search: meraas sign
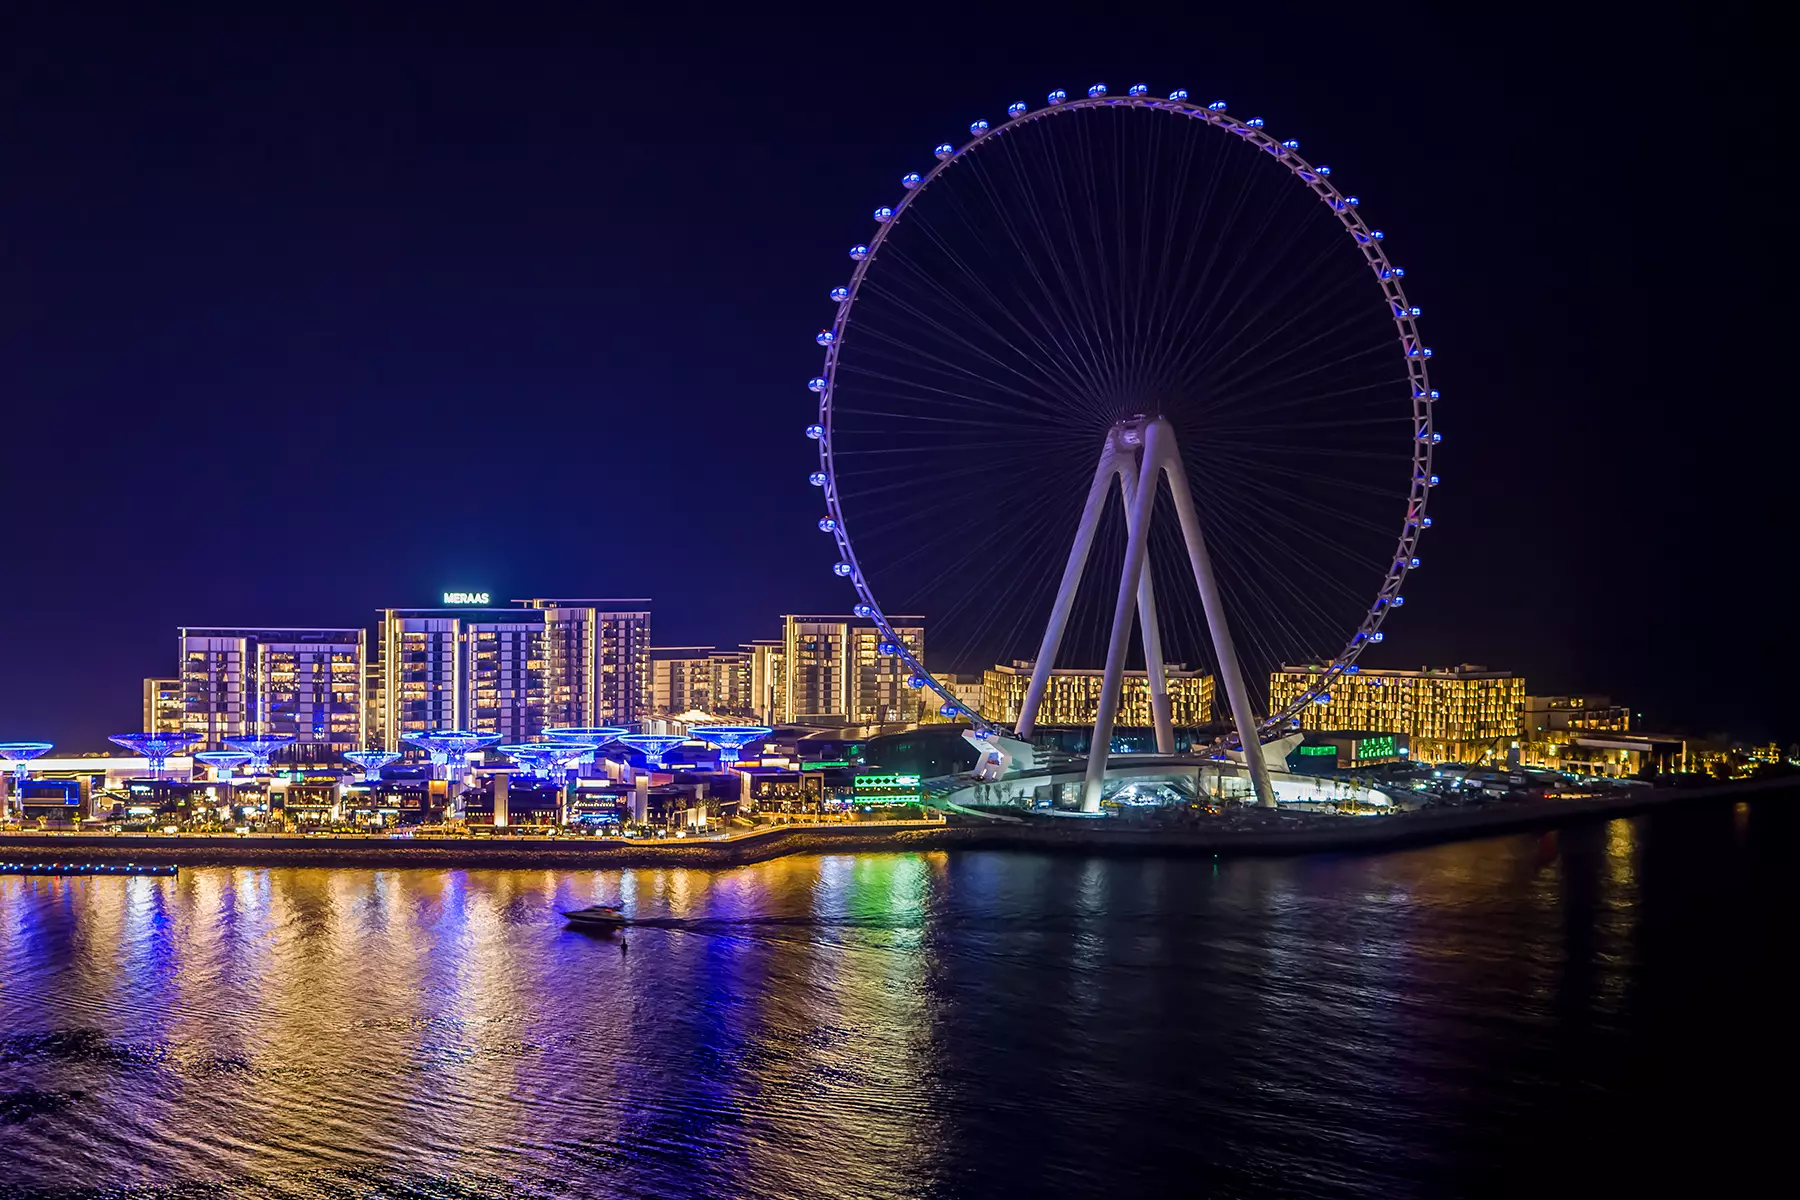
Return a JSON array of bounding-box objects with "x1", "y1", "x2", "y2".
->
[{"x1": 443, "y1": 591, "x2": 491, "y2": 605}]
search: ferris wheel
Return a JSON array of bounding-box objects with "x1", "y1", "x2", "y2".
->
[{"x1": 804, "y1": 82, "x2": 1437, "y2": 806}]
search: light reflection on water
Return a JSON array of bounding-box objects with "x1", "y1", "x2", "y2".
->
[{"x1": 0, "y1": 798, "x2": 1789, "y2": 1198}]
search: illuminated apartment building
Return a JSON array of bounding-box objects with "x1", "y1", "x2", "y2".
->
[
  {"x1": 513, "y1": 599, "x2": 651, "y2": 727},
  {"x1": 978, "y1": 662, "x2": 1213, "y2": 727},
  {"x1": 1268, "y1": 663, "x2": 1524, "y2": 762},
  {"x1": 709, "y1": 649, "x2": 753, "y2": 717},
  {"x1": 781, "y1": 614, "x2": 926, "y2": 728},
  {"x1": 745, "y1": 640, "x2": 784, "y2": 726},
  {"x1": 178, "y1": 627, "x2": 366, "y2": 766},
  {"x1": 651, "y1": 646, "x2": 714, "y2": 715},
  {"x1": 1523, "y1": 695, "x2": 1630, "y2": 738},
  {"x1": 142, "y1": 677, "x2": 183, "y2": 734}
]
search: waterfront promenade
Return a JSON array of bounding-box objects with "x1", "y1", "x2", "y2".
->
[{"x1": 1, "y1": 777, "x2": 1788, "y2": 869}]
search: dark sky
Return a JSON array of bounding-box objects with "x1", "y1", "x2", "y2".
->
[{"x1": 1, "y1": 3, "x2": 1784, "y2": 750}]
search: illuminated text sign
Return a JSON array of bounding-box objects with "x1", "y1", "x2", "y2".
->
[{"x1": 443, "y1": 592, "x2": 491, "y2": 605}]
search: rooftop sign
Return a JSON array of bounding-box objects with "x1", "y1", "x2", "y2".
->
[{"x1": 443, "y1": 592, "x2": 491, "y2": 605}]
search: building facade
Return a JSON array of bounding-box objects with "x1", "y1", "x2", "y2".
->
[
  {"x1": 514, "y1": 599, "x2": 651, "y2": 728},
  {"x1": 745, "y1": 640, "x2": 784, "y2": 726},
  {"x1": 781, "y1": 615, "x2": 926, "y2": 728},
  {"x1": 978, "y1": 661, "x2": 1213, "y2": 728},
  {"x1": 1269, "y1": 664, "x2": 1525, "y2": 763},
  {"x1": 651, "y1": 646, "x2": 715, "y2": 716},
  {"x1": 142, "y1": 677, "x2": 183, "y2": 734},
  {"x1": 178, "y1": 627, "x2": 366, "y2": 766}
]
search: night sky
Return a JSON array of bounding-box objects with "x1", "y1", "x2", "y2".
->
[{"x1": 1, "y1": 4, "x2": 1783, "y2": 749}]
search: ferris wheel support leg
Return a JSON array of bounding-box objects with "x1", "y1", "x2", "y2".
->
[
  {"x1": 1118, "y1": 468, "x2": 1176, "y2": 756},
  {"x1": 1083, "y1": 427, "x2": 1165, "y2": 813},
  {"x1": 1017, "y1": 433, "x2": 1122, "y2": 740},
  {"x1": 1156, "y1": 423, "x2": 1278, "y2": 810}
]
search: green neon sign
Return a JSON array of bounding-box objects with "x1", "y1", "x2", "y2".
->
[
  {"x1": 1296, "y1": 745, "x2": 1337, "y2": 756},
  {"x1": 1356, "y1": 735, "x2": 1397, "y2": 759}
]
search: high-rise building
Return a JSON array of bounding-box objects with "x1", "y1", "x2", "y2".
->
[
  {"x1": 178, "y1": 627, "x2": 367, "y2": 765},
  {"x1": 1268, "y1": 663, "x2": 1525, "y2": 762},
  {"x1": 781, "y1": 614, "x2": 925, "y2": 728},
  {"x1": 513, "y1": 599, "x2": 651, "y2": 728},
  {"x1": 375, "y1": 600, "x2": 652, "y2": 751},
  {"x1": 709, "y1": 649, "x2": 753, "y2": 717},
  {"x1": 142, "y1": 677, "x2": 183, "y2": 734},
  {"x1": 651, "y1": 646, "x2": 714, "y2": 716},
  {"x1": 978, "y1": 662, "x2": 1212, "y2": 727},
  {"x1": 745, "y1": 640, "x2": 784, "y2": 726}
]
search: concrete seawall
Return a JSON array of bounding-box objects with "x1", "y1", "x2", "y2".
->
[{"x1": 1, "y1": 779, "x2": 1791, "y2": 869}]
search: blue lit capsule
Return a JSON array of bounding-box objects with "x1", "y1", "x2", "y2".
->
[
  {"x1": 1394, "y1": 267, "x2": 1406, "y2": 277},
  {"x1": 1128, "y1": 83, "x2": 1148, "y2": 96},
  {"x1": 849, "y1": 244, "x2": 869, "y2": 260},
  {"x1": 873, "y1": 206, "x2": 894, "y2": 223},
  {"x1": 834, "y1": 562, "x2": 854, "y2": 577},
  {"x1": 907, "y1": 674, "x2": 926, "y2": 689},
  {"x1": 853, "y1": 604, "x2": 873, "y2": 618},
  {"x1": 1347, "y1": 664, "x2": 1360, "y2": 674},
  {"x1": 1008, "y1": 101, "x2": 1027, "y2": 118},
  {"x1": 829, "y1": 286, "x2": 849, "y2": 302},
  {"x1": 1372, "y1": 229, "x2": 1385, "y2": 240},
  {"x1": 1282, "y1": 139, "x2": 1299, "y2": 150},
  {"x1": 878, "y1": 641, "x2": 898, "y2": 656},
  {"x1": 1409, "y1": 557, "x2": 1421, "y2": 568},
  {"x1": 809, "y1": 472, "x2": 827, "y2": 487},
  {"x1": 1428, "y1": 389, "x2": 1440, "y2": 399},
  {"x1": 1169, "y1": 88, "x2": 1189, "y2": 100},
  {"x1": 1208, "y1": 100, "x2": 1227, "y2": 111},
  {"x1": 805, "y1": 424, "x2": 823, "y2": 439},
  {"x1": 1431, "y1": 432, "x2": 1442, "y2": 444},
  {"x1": 818, "y1": 517, "x2": 836, "y2": 533},
  {"x1": 1421, "y1": 518, "x2": 1433, "y2": 529},
  {"x1": 816, "y1": 329, "x2": 835, "y2": 346},
  {"x1": 1409, "y1": 306, "x2": 1421, "y2": 316},
  {"x1": 1428, "y1": 474, "x2": 1439, "y2": 485},
  {"x1": 901, "y1": 172, "x2": 921, "y2": 189},
  {"x1": 1047, "y1": 89, "x2": 1067, "y2": 104},
  {"x1": 939, "y1": 703, "x2": 961, "y2": 718},
  {"x1": 1317, "y1": 165, "x2": 1331, "y2": 175},
  {"x1": 1087, "y1": 83, "x2": 1107, "y2": 97},
  {"x1": 1373, "y1": 631, "x2": 1385, "y2": 642},
  {"x1": 1421, "y1": 347, "x2": 1433, "y2": 358},
  {"x1": 1247, "y1": 117, "x2": 1265, "y2": 128},
  {"x1": 1315, "y1": 694, "x2": 1332, "y2": 705},
  {"x1": 969, "y1": 120, "x2": 989, "y2": 135},
  {"x1": 1393, "y1": 596, "x2": 1406, "y2": 607},
  {"x1": 808, "y1": 377, "x2": 827, "y2": 392},
  {"x1": 934, "y1": 143, "x2": 954, "y2": 159},
  {"x1": 1345, "y1": 195, "x2": 1360, "y2": 206}
]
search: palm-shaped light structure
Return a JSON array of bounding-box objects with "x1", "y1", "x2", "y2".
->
[
  {"x1": 401, "y1": 730, "x2": 503, "y2": 780},
  {"x1": 109, "y1": 733, "x2": 202, "y2": 781},
  {"x1": 194, "y1": 751, "x2": 253, "y2": 781},
  {"x1": 496, "y1": 743, "x2": 590, "y2": 780},
  {"x1": 223, "y1": 733, "x2": 297, "y2": 775},
  {"x1": 343, "y1": 749, "x2": 401, "y2": 782},
  {"x1": 542, "y1": 726, "x2": 625, "y2": 772},
  {"x1": 616, "y1": 733, "x2": 687, "y2": 769},
  {"x1": 0, "y1": 742, "x2": 54, "y2": 812},
  {"x1": 688, "y1": 725, "x2": 774, "y2": 768}
]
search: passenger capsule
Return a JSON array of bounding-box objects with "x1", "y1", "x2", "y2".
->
[
  {"x1": 906, "y1": 674, "x2": 926, "y2": 689},
  {"x1": 818, "y1": 517, "x2": 837, "y2": 533},
  {"x1": 805, "y1": 424, "x2": 824, "y2": 439},
  {"x1": 1008, "y1": 101, "x2": 1027, "y2": 118},
  {"x1": 939, "y1": 703, "x2": 961, "y2": 718},
  {"x1": 853, "y1": 604, "x2": 873, "y2": 618},
  {"x1": 816, "y1": 329, "x2": 835, "y2": 346},
  {"x1": 1047, "y1": 89, "x2": 1068, "y2": 104},
  {"x1": 1373, "y1": 631, "x2": 1385, "y2": 642},
  {"x1": 969, "y1": 120, "x2": 989, "y2": 135},
  {"x1": 878, "y1": 641, "x2": 898, "y2": 656},
  {"x1": 1371, "y1": 229, "x2": 1385, "y2": 240},
  {"x1": 1087, "y1": 83, "x2": 1107, "y2": 97},
  {"x1": 872, "y1": 206, "x2": 894, "y2": 223},
  {"x1": 1428, "y1": 389, "x2": 1440, "y2": 399},
  {"x1": 934, "y1": 143, "x2": 954, "y2": 159},
  {"x1": 830, "y1": 286, "x2": 849, "y2": 302},
  {"x1": 833, "y1": 562, "x2": 854, "y2": 577},
  {"x1": 809, "y1": 472, "x2": 827, "y2": 487},
  {"x1": 1428, "y1": 474, "x2": 1439, "y2": 485},
  {"x1": 901, "y1": 172, "x2": 921, "y2": 189},
  {"x1": 1409, "y1": 557, "x2": 1421, "y2": 568},
  {"x1": 1394, "y1": 267, "x2": 1406, "y2": 277},
  {"x1": 1281, "y1": 139, "x2": 1300, "y2": 149},
  {"x1": 1421, "y1": 518, "x2": 1433, "y2": 529},
  {"x1": 1247, "y1": 117, "x2": 1265, "y2": 127},
  {"x1": 1431, "y1": 432, "x2": 1442, "y2": 444},
  {"x1": 1128, "y1": 83, "x2": 1148, "y2": 96},
  {"x1": 849, "y1": 244, "x2": 869, "y2": 260},
  {"x1": 1409, "y1": 306, "x2": 1422, "y2": 316},
  {"x1": 808, "y1": 377, "x2": 827, "y2": 392},
  {"x1": 1393, "y1": 596, "x2": 1406, "y2": 607},
  {"x1": 1317, "y1": 165, "x2": 1331, "y2": 175},
  {"x1": 1169, "y1": 88, "x2": 1189, "y2": 100},
  {"x1": 1208, "y1": 100, "x2": 1227, "y2": 111},
  {"x1": 1345, "y1": 195, "x2": 1360, "y2": 206}
]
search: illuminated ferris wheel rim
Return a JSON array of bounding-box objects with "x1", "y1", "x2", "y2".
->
[{"x1": 807, "y1": 84, "x2": 1438, "y2": 746}]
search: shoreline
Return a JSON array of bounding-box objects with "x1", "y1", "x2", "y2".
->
[{"x1": 0, "y1": 777, "x2": 1791, "y2": 870}]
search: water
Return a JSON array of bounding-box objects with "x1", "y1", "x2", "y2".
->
[{"x1": 1, "y1": 794, "x2": 1790, "y2": 1198}]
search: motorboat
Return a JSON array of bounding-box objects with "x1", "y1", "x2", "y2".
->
[{"x1": 562, "y1": 904, "x2": 628, "y2": 929}]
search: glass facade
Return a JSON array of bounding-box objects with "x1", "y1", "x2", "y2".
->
[
  {"x1": 178, "y1": 627, "x2": 367, "y2": 767},
  {"x1": 781, "y1": 615, "x2": 926, "y2": 728},
  {"x1": 979, "y1": 661, "x2": 1213, "y2": 727},
  {"x1": 1269, "y1": 663, "x2": 1525, "y2": 762}
]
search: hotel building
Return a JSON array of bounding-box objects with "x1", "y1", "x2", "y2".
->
[
  {"x1": 1268, "y1": 663, "x2": 1525, "y2": 763},
  {"x1": 651, "y1": 647, "x2": 715, "y2": 716},
  {"x1": 178, "y1": 627, "x2": 367, "y2": 765},
  {"x1": 978, "y1": 662, "x2": 1213, "y2": 728},
  {"x1": 781, "y1": 614, "x2": 926, "y2": 728},
  {"x1": 514, "y1": 599, "x2": 652, "y2": 729}
]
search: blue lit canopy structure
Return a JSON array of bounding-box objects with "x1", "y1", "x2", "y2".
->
[
  {"x1": 194, "y1": 751, "x2": 253, "y2": 781},
  {"x1": 108, "y1": 732, "x2": 202, "y2": 780},
  {"x1": 541, "y1": 726, "x2": 627, "y2": 770},
  {"x1": 497, "y1": 743, "x2": 589, "y2": 779},
  {"x1": 688, "y1": 725, "x2": 774, "y2": 767},
  {"x1": 0, "y1": 743, "x2": 54, "y2": 807},
  {"x1": 343, "y1": 749, "x2": 401, "y2": 782},
  {"x1": 223, "y1": 733, "x2": 297, "y2": 775},
  {"x1": 401, "y1": 730, "x2": 503, "y2": 778},
  {"x1": 616, "y1": 734, "x2": 687, "y2": 769}
]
